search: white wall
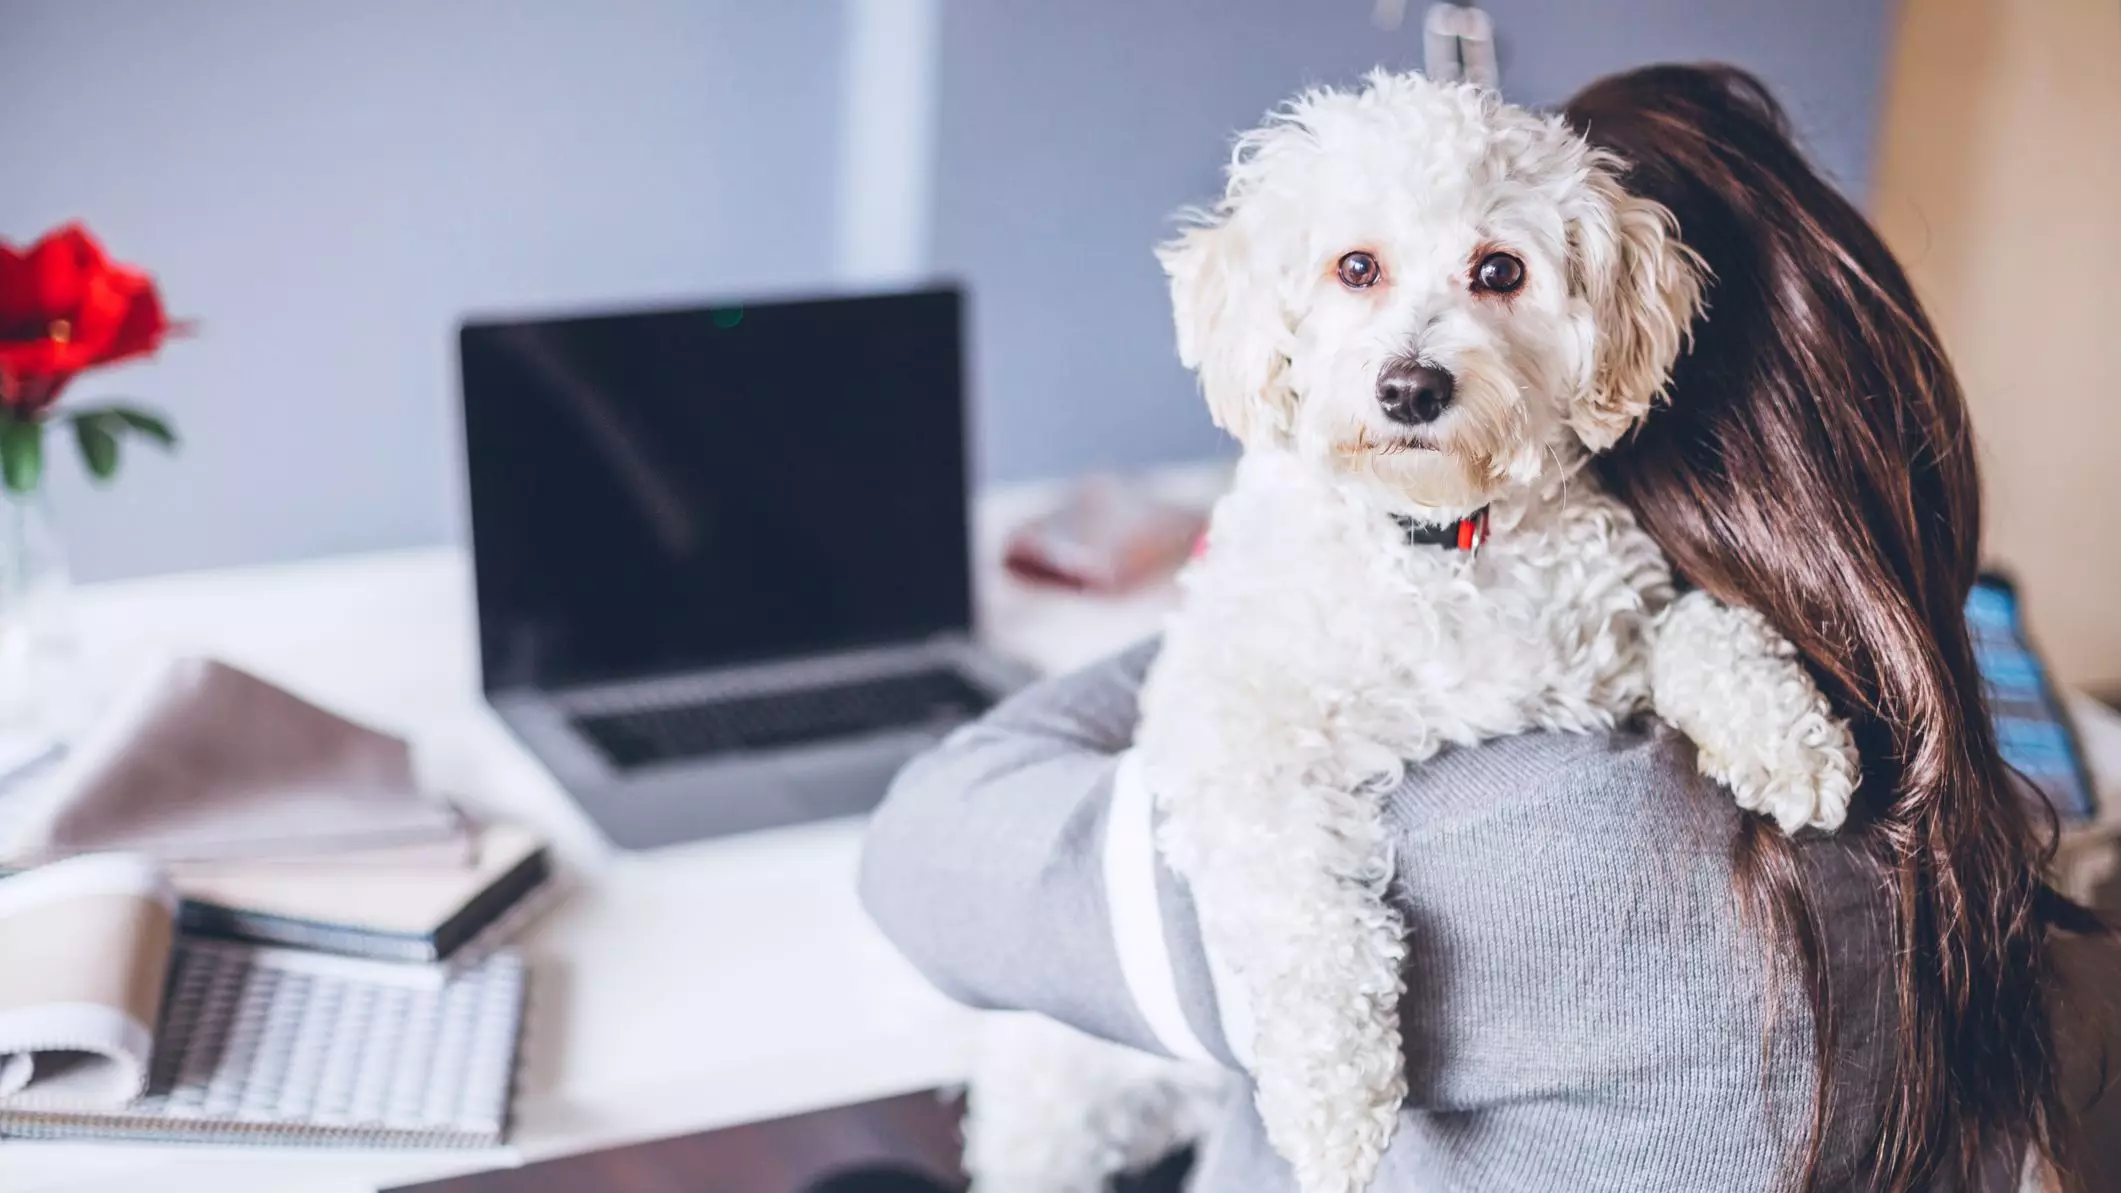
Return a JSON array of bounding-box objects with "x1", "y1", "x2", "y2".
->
[{"x1": 1, "y1": 0, "x2": 1896, "y2": 580}]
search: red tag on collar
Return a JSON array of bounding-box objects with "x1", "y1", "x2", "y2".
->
[
  {"x1": 1390, "y1": 506, "x2": 1491, "y2": 552},
  {"x1": 1456, "y1": 508, "x2": 1490, "y2": 552}
]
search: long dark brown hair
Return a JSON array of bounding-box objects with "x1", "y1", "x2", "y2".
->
[{"x1": 1565, "y1": 65, "x2": 2096, "y2": 1191}]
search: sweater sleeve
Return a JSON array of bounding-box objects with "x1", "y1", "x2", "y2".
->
[{"x1": 858, "y1": 639, "x2": 1240, "y2": 1065}]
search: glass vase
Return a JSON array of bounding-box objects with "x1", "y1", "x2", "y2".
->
[{"x1": 0, "y1": 489, "x2": 73, "y2": 736}]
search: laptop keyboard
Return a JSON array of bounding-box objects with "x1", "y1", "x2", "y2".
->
[{"x1": 573, "y1": 667, "x2": 996, "y2": 770}]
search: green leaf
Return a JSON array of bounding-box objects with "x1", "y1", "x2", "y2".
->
[
  {"x1": 1, "y1": 418, "x2": 45, "y2": 495},
  {"x1": 111, "y1": 406, "x2": 177, "y2": 450},
  {"x1": 74, "y1": 414, "x2": 120, "y2": 482},
  {"x1": 63, "y1": 405, "x2": 178, "y2": 451}
]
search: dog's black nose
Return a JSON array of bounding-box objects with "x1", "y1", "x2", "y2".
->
[{"x1": 1377, "y1": 360, "x2": 1455, "y2": 425}]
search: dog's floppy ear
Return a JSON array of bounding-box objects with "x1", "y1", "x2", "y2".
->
[
  {"x1": 1566, "y1": 160, "x2": 1706, "y2": 451},
  {"x1": 1157, "y1": 215, "x2": 1298, "y2": 448}
]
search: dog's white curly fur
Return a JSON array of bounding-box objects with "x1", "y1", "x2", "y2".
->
[
  {"x1": 1652, "y1": 591, "x2": 1859, "y2": 836},
  {"x1": 966, "y1": 1013, "x2": 1228, "y2": 1192},
  {"x1": 968, "y1": 71, "x2": 1857, "y2": 1193}
]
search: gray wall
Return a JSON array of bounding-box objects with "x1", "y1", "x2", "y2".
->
[
  {"x1": 1, "y1": 0, "x2": 1894, "y2": 581},
  {"x1": 936, "y1": 0, "x2": 1897, "y2": 480},
  {"x1": 0, "y1": 0, "x2": 844, "y2": 580}
]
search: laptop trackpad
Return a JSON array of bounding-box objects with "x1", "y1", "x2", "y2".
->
[
  {"x1": 592, "y1": 738, "x2": 921, "y2": 850},
  {"x1": 787, "y1": 742, "x2": 920, "y2": 822}
]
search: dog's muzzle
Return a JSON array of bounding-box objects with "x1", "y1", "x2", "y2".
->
[{"x1": 1377, "y1": 359, "x2": 1455, "y2": 425}]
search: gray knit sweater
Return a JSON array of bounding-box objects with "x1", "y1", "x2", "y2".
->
[{"x1": 860, "y1": 640, "x2": 1926, "y2": 1191}]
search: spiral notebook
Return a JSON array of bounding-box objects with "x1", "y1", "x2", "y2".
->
[{"x1": 0, "y1": 854, "x2": 525, "y2": 1148}]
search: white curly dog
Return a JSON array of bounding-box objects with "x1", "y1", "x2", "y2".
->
[{"x1": 967, "y1": 71, "x2": 1858, "y2": 1193}]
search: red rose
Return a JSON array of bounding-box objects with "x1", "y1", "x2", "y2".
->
[{"x1": 0, "y1": 225, "x2": 173, "y2": 417}]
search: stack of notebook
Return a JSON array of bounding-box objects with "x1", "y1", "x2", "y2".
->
[
  {"x1": 0, "y1": 657, "x2": 553, "y2": 1146},
  {"x1": 0, "y1": 854, "x2": 525, "y2": 1146}
]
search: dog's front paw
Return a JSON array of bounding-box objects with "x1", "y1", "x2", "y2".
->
[{"x1": 1650, "y1": 590, "x2": 1858, "y2": 834}]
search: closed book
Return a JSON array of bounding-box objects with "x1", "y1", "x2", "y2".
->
[{"x1": 169, "y1": 822, "x2": 552, "y2": 964}]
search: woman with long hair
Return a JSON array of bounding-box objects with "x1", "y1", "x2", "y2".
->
[{"x1": 856, "y1": 64, "x2": 2093, "y2": 1192}]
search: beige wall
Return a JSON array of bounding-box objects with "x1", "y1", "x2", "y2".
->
[{"x1": 1871, "y1": 0, "x2": 2121, "y2": 689}]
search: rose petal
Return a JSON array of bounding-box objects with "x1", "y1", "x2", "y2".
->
[
  {"x1": 71, "y1": 271, "x2": 135, "y2": 347},
  {"x1": 105, "y1": 287, "x2": 170, "y2": 364},
  {"x1": 0, "y1": 245, "x2": 33, "y2": 328},
  {"x1": 0, "y1": 341, "x2": 65, "y2": 373},
  {"x1": 28, "y1": 226, "x2": 107, "y2": 322},
  {"x1": 62, "y1": 271, "x2": 166, "y2": 369}
]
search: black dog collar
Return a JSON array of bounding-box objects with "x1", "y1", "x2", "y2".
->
[{"x1": 1391, "y1": 507, "x2": 1490, "y2": 552}]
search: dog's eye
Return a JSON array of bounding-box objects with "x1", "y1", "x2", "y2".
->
[
  {"x1": 1472, "y1": 252, "x2": 1525, "y2": 294},
  {"x1": 1335, "y1": 251, "x2": 1382, "y2": 290}
]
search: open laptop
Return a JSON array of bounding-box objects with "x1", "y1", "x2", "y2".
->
[{"x1": 459, "y1": 287, "x2": 1030, "y2": 849}]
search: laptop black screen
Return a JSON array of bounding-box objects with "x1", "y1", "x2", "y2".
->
[{"x1": 461, "y1": 289, "x2": 972, "y2": 692}]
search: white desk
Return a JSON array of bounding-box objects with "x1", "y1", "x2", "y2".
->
[
  {"x1": 5, "y1": 465, "x2": 2119, "y2": 1193},
  {"x1": 0, "y1": 469, "x2": 1228, "y2": 1193}
]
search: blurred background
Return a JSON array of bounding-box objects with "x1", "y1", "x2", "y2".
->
[{"x1": 0, "y1": 0, "x2": 2112, "y2": 693}]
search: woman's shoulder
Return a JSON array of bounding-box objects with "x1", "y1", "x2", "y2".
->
[
  {"x1": 1385, "y1": 723, "x2": 1889, "y2": 933},
  {"x1": 1386, "y1": 724, "x2": 1887, "y2": 915},
  {"x1": 1383, "y1": 724, "x2": 1767, "y2": 966},
  {"x1": 1383, "y1": 723, "x2": 1898, "y2": 1185},
  {"x1": 1387, "y1": 721, "x2": 1737, "y2": 852},
  {"x1": 1386, "y1": 727, "x2": 1814, "y2": 1169}
]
